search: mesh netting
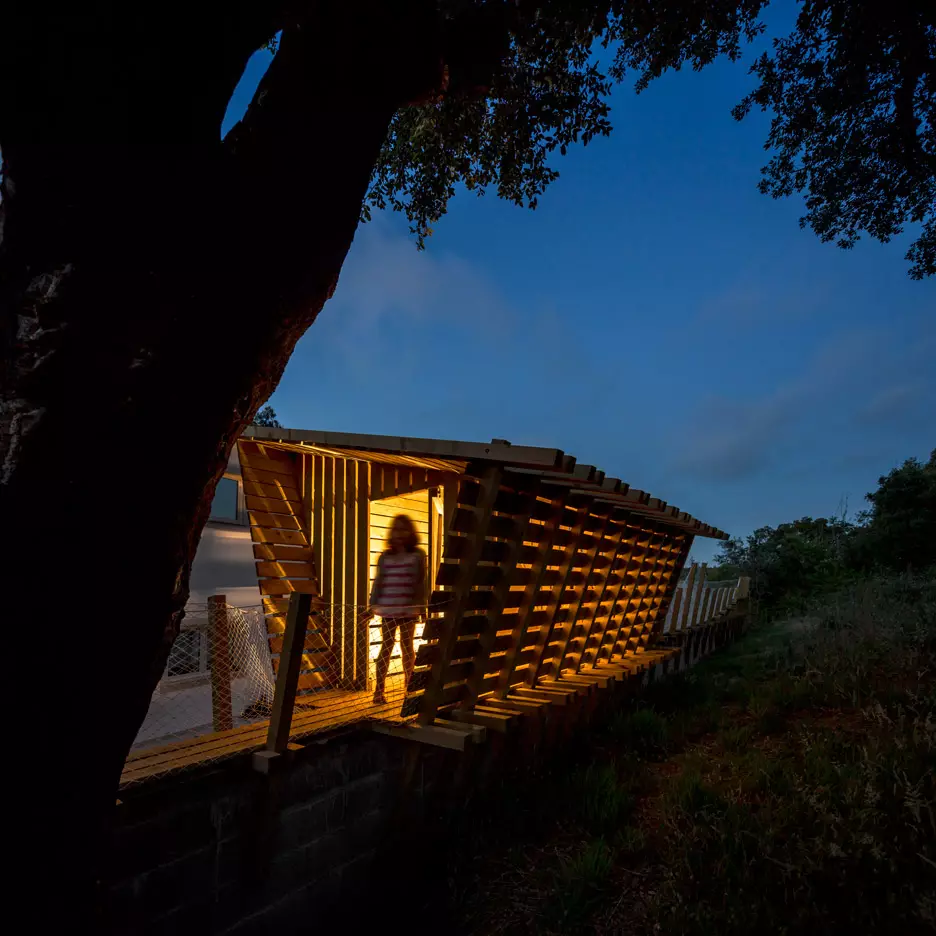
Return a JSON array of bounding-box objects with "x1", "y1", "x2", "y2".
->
[
  {"x1": 131, "y1": 604, "x2": 277, "y2": 752},
  {"x1": 122, "y1": 601, "x2": 432, "y2": 787}
]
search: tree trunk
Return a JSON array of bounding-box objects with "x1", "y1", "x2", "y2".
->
[{"x1": 0, "y1": 2, "x2": 445, "y2": 924}]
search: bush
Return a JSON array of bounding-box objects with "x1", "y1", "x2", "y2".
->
[{"x1": 653, "y1": 576, "x2": 936, "y2": 936}]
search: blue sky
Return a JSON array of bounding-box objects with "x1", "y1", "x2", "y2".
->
[{"x1": 224, "y1": 19, "x2": 934, "y2": 563}]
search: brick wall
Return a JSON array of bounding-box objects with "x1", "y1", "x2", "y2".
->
[{"x1": 106, "y1": 731, "x2": 453, "y2": 935}]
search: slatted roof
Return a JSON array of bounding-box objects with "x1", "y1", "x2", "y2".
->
[{"x1": 243, "y1": 425, "x2": 728, "y2": 539}]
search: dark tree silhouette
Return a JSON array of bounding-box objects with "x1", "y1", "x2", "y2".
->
[
  {"x1": 253, "y1": 405, "x2": 282, "y2": 428},
  {"x1": 1, "y1": 0, "x2": 932, "y2": 921}
]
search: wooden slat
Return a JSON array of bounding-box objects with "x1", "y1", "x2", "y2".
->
[
  {"x1": 569, "y1": 517, "x2": 626, "y2": 671},
  {"x1": 250, "y1": 527, "x2": 308, "y2": 547},
  {"x1": 297, "y1": 671, "x2": 327, "y2": 691},
  {"x1": 248, "y1": 510, "x2": 303, "y2": 531},
  {"x1": 269, "y1": 632, "x2": 329, "y2": 653},
  {"x1": 586, "y1": 528, "x2": 637, "y2": 660},
  {"x1": 596, "y1": 531, "x2": 644, "y2": 660},
  {"x1": 255, "y1": 560, "x2": 315, "y2": 579},
  {"x1": 245, "y1": 494, "x2": 303, "y2": 515},
  {"x1": 690, "y1": 563, "x2": 708, "y2": 627},
  {"x1": 667, "y1": 587, "x2": 683, "y2": 635},
  {"x1": 526, "y1": 497, "x2": 593, "y2": 687},
  {"x1": 243, "y1": 480, "x2": 302, "y2": 502},
  {"x1": 271, "y1": 651, "x2": 328, "y2": 674},
  {"x1": 258, "y1": 578, "x2": 319, "y2": 595},
  {"x1": 635, "y1": 534, "x2": 668, "y2": 648},
  {"x1": 609, "y1": 532, "x2": 655, "y2": 656},
  {"x1": 241, "y1": 465, "x2": 301, "y2": 486},
  {"x1": 322, "y1": 457, "x2": 336, "y2": 641},
  {"x1": 648, "y1": 535, "x2": 691, "y2": 643},
  {"x1": 675, "y1": 563, "x2": 696, "y2": 633},
  {"x1": 239, "y1": 449, "x2": 296, "y2": 477},
  {"x1": 417, "y1": 466, "x2": 503, "y2": 723},
  {"x1": 253, "y1": 543, "x2": 313, "y2": 562},
  {"x1": 545, "y1": 509, "x2": 611, "y2": 679},
  {"x1": 497, "y1": 487, "x2": 569, "y2": 697},
  {"x1": 355, "y1": 460, "x2": 370, "y2": 689},
  {"x1": 459, "y1": 482, "x2": 540, "y2": 710},
  {"x1": 370, "y1": 500, "x2": 430, "y2": 520},
  {"x1": 632, "y1": 534, "x2": 664, "y2": 648},
  {"x1": 341, "y1": 458, "x2": 354, "y2": 685},
  {"x1": 265, "y1": 612, "x2": 326, "y2": 635}
]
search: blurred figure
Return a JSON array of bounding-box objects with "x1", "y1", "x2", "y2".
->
[{"x1": 370, "y1": 514, "x2": 427, "y2": 705}]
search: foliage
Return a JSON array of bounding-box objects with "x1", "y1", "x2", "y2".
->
[
  {"x1": 367, "y1": 0, "x2": 935, "y2": 277},
  {"x1": 852, "y1": 449, "x2": 936, "y2": 572},
  {"x1": 714, "y1": 515, "x2": 857, "y2": 611},
  {"x1": 444, "y1": 576, "x2": 936, "y2": 935},
  {"x1": 733, "y1": 1, "x2": 936, "y2": 279},
  {"x1": 652, "y1": 582, "x2": 936, "y2": 936},
  {"x1": 713, "y1": 447, "x2": 936, "y2": 610},
  {"x1": 252, "y1": 405, "x2": 281, "y2": 428}
]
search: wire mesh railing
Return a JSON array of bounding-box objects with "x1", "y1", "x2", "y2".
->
[
  {"x1": 131, "y1": 604, "x2": 276, "y2": 753},
  {"x1": 122, "y1": 599, "x2": 446, "y2": 787}
]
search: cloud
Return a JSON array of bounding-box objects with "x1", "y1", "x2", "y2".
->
[
  {"x1": 695, "y1": 275, "x2": 832, "y2": 329},
  {"x1": 670, "y1": 330, "x2": 878, "y2": 482},
  {"x1": 310, "y1": 216, "x2": 516, "y2": 379},
  {"x1": 859, "y1": 381, "x2": 931, "y2": 425}
]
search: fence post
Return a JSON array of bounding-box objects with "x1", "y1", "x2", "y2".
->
[
  {"x1": 263, "y1": 590, "x2": 313, "y2": 756},
  {"x1": 208, "y1": 594, "x2": 233, "y2": 732},
  {"x1": 677, "y1": 564, "x2": 696, "y2": 633},
  {"x1": 690, "y1": 563, "x2": 708, "y2": 627}
]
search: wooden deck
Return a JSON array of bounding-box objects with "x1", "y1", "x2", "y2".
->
[
  {"x1": 120, "y1": 644, "x2": 702, "y2": 787},
  {"x1": 121, "y1": 683, "x2": 408, "y2": 787}
]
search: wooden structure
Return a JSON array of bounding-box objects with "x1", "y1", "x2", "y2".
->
[{"x1": 122, "y1": 426, "x2": 735, "y2": 785}]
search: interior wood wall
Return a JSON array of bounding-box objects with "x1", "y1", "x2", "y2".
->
[{"x1": 368, "y1": 490, "x2": 431, "y2": 586}]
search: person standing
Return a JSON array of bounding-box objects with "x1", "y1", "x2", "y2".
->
[{"x1": 370, "y1": 514, "x2": 427, "y2": 705}]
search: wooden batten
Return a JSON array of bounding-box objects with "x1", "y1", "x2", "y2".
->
[
  {"x1": 238, "y1": 439, "x2": 328, "y2": 700},
  {"x1": 231, "y1": 430, "x2": 732, "y2": 754}
]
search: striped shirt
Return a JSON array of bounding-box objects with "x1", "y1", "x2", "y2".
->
[{"x1": 371, "y1": 550, "x2": 426, "y2": 617}]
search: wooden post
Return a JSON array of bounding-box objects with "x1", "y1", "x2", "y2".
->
[
  {"x1": 265, "y1": 591, "x2": 314, "y2": 753},
  {"x1": 667, "y1": 587, "x2": 683, "y2": 636},
  {"x1": 690, "y1": 563, "x2": 708, "y2": 627},
  {"x1": 354, "y1": 461, "x2": 370, "y2": 690},
  {"x1": 676, "y1": 563, "x2": 697, "y2": 633},
  {"x1": 208, "y1": 594, "x2": 233, "y2": 732}
]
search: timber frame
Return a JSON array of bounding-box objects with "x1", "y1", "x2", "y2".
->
[
  {"x1": 122, "y1": 426, "x2": 735, "y2": 785},
  {"x1": 239, "y1": 426, "x2": 727, "y2": 720}
]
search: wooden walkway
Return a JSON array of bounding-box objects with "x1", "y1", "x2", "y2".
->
[
  {"x1": 121, "y1": 645, "x2": 703, "y2": 786},
  {"x1": 121, "y1": 687, "x2": 406, "y2": 787}
]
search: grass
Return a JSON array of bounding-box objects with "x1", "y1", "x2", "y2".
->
[{"x1": 441, "y1": 575, "x2": 936, "y2": 935}]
